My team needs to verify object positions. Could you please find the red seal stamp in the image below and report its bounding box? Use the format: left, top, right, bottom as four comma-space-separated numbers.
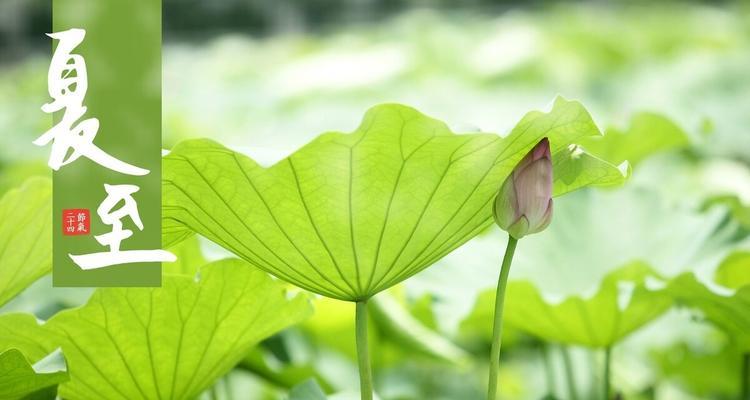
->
63, 209, 90, 235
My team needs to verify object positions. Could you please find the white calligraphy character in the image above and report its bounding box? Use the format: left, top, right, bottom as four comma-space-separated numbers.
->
69, 184, 175, 270
33, 28, 148, 176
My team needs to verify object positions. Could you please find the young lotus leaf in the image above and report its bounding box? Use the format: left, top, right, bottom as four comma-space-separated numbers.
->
462, 262, 671, 347
0, 177, 51, 307
162, 98, 626, 301
552, 145, 630, 194
0, 259, 312, 400
0, 348, 68, 400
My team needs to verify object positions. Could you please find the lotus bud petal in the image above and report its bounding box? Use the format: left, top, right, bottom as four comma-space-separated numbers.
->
493, 138, 553, 239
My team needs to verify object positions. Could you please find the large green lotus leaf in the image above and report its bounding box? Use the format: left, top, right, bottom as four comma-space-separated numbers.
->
668, 272, 750, 351
461, 263, 672, 348
0, 348, 68, 400
162, 98, 625, 301
0, 259, 312, 400
0, 177, 51, 307
577, 112, 689, 167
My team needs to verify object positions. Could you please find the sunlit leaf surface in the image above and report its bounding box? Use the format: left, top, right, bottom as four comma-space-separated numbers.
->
163, 98, 625, 300
0, 178, 51, 307
0, 259, 312, 400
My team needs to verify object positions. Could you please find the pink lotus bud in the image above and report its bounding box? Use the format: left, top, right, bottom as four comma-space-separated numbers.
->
493, 137, 553, 239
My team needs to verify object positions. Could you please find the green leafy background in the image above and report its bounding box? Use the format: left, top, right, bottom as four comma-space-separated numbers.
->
2, 2, 750, 399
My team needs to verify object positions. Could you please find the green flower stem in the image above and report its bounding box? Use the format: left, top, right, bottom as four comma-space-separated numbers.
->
603, 346, 612, 400
487, 236, 518, 400
356, 300, 374, 400
561, 346, 579, 400
742, 352, 749, 400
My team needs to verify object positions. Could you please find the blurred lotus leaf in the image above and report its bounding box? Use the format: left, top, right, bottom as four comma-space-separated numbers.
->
289, 379, 328, 400
416, 181, 729, 338
714, 251, 750, 289
701, 195, 750, 231
369, 294, 470, 365
162, 98, 626, 301
578, 112, 689, 167
462, 262, 671, 348
651, 341, 741, 398
239, 346, 334, 394
668, 254, 750, 351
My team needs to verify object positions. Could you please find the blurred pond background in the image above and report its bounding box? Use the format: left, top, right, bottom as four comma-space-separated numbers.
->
2, 0, 750, 399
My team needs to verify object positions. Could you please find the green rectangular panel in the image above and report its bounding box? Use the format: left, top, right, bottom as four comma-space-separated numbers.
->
46, 0, 166, 286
